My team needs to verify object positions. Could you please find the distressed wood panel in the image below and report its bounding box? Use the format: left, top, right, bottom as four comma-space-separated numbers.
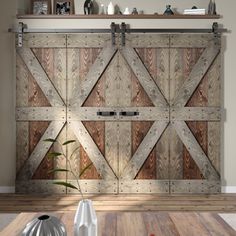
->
126, 34, 169, 48
16, 107, 66, 121
17, 121, 65, 180
172, 42, 220, 107
23, 34, 66, 48
120, 46, 167, 107
170, 180, 221, 194
119, 180, 169, 193
121, 121, 168, 180
170, 34, 218, 48
70, 121, 116, 180
67, 180, 118, 194
71, 46, 117, 107
171, 107, 221, 121
67, 34, 111, 47
15, 180, 66, 194
172, 121, 220, 180
68, 107, 169, 121
17, 48, 64, 107
208, 55, 221, 173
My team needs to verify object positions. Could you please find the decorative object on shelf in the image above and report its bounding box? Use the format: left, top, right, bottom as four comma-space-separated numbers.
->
44, 138, 97, 236
123, 7, 130, 15
132, 8, 138, 15
31, 0, 51, 14
54, 0, 74, 14
100, 4, 105, 14
163, 5, 174, 15
183, 8, 206, 15
107, 1, 114, 15
208, 0, 216, 15
22, 214, 67, 236
84, 0, 93, 14
74, 199, 97, 236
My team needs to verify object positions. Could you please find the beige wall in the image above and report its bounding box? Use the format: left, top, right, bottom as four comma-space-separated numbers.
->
1, 0, 235, 190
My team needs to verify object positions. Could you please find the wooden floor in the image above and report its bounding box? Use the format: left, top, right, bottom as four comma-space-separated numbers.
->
0, 194, 236, 213
1, 212, 236, 236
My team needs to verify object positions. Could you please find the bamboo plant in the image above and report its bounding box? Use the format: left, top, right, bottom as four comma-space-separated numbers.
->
44, 138, 92, 200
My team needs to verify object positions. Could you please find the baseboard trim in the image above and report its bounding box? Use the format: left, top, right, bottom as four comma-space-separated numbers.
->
0, 186, 15, 193
221, 186, 236, 193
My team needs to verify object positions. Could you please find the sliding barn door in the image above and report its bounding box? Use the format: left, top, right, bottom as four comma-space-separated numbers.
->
16, 32, 221, 194
169, 34, 221, 193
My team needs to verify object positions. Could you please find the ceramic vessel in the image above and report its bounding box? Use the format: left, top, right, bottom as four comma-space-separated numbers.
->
84, 0, 93, 15
107, 2, 114, 15
74, 199, 97, 236
123, 7, 130, 15
163, 5, 174, 15
22, 215, 67, 236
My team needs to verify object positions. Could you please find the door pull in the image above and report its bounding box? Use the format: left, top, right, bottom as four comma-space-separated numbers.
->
97, 111, 116, 116
119, 111, 139, 116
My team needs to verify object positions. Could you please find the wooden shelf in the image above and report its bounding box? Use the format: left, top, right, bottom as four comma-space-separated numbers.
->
17, 14, 221, 20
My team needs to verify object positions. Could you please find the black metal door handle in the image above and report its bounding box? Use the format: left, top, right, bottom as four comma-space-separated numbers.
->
119, 111, 139, 116
97, 111, 116, 116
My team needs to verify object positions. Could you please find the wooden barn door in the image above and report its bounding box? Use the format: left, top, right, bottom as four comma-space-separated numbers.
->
169, 34, 221, 193
16, 32, 221, 194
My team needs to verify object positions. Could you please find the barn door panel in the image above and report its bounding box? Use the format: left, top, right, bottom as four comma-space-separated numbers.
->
169, 34, 221, 193
16, 34, 67, 193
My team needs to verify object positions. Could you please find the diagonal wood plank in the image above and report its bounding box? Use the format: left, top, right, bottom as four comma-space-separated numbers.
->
120, 121, 169, 180
172, 121, 220, 180
16, 107, 66, 121
71, 45, 117, 107
70, 121, 117, 180
17, 121, 65, 180
172, 41, 220, 107
17, 48, 65, 107
120, 46, 168, 107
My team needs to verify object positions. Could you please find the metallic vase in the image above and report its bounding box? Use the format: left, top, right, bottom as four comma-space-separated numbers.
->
22, 215, 67, 236
74, 199, 97, 236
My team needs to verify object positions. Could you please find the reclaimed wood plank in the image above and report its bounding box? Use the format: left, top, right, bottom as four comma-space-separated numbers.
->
120, 46, 168, 107
23, 33, 66, 48
120, 121, 168, 180
17, 121, 65, 180
172, 121, 220, 180
172, 41, 220, 107
17, 48, 65, 107
70, 121, 116, 180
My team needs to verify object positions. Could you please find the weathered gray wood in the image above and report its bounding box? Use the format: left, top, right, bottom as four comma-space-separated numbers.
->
70, 121, 117, 180
119, 180, 169, 193
15, 180, 66, 194
70, 45, 117, 107
208, 55, 221, 173
23, 33, 66, 48
67, 34, 111, 47
17, 48, 65, 107
170, 180, 221, 194
17, 121, 65, 180
120, 46, 168, 107
67, 180, 118, 194
16, 107, 66, 121
68, 107, 169, 121
16, 122, 29, 174
170, 107, 221, 121
172, 121, 220, 180
172, 41, 220, 107
170, 34, 219, 48
120, 121, 169, 180
126, 34, 169, 48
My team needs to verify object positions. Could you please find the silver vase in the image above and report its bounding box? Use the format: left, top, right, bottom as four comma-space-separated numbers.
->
74, 199, 97, 236
22, 215, 67, 236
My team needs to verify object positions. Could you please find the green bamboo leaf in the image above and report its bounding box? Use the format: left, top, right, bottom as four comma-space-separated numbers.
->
53, 181, 78, 190
48, 168, 69, 174
79, 162, 93, 177
47, 152, 62, 158
62, 140, 76, 146
44, 138, 57, 143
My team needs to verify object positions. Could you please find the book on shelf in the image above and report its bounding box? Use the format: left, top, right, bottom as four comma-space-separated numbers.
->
183, 9, 206, 15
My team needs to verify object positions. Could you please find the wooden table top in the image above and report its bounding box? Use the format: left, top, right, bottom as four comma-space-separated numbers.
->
0, 212, 235, 236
